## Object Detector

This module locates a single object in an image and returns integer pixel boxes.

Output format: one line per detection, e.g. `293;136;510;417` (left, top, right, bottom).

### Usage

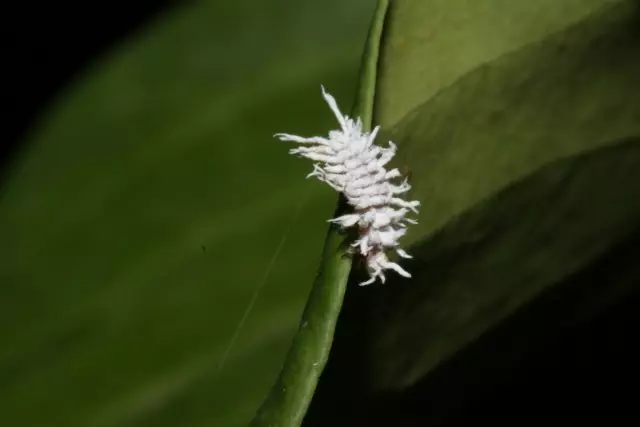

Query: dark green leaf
306;0;640;424
0;1;376;426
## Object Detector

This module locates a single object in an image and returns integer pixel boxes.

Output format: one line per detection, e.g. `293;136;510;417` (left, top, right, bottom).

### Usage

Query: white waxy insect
276;86;420;286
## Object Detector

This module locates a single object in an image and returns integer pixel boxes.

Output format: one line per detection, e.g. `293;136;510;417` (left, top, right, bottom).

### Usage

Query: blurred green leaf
306;0;640;424
0;1;377;426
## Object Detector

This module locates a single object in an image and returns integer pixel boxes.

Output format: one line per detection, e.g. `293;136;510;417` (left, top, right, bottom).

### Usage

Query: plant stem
249;1;389;426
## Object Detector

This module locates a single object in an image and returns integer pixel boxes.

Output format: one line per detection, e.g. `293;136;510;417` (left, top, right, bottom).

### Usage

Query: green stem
250;1;389;426
355;0;389;132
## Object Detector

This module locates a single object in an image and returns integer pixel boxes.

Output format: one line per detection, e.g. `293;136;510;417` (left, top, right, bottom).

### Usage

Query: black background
3;2;172;174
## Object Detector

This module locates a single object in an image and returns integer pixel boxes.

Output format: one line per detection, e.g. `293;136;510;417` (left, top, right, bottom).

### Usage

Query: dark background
4;2;172;173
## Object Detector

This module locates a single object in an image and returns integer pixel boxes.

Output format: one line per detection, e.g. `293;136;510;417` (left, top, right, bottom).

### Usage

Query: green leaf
305;0;640;424
0;1;377;426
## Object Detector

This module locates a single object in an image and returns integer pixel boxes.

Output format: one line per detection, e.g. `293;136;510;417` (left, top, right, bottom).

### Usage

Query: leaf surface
306;1;640;424
0;1;376;426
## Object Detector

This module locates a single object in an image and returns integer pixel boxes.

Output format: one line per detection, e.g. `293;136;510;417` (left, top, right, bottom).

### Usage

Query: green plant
1;1;638;426
254;0;640;425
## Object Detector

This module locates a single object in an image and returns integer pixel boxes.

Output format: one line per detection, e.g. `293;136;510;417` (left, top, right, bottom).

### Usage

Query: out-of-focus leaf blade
0;1;376;426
